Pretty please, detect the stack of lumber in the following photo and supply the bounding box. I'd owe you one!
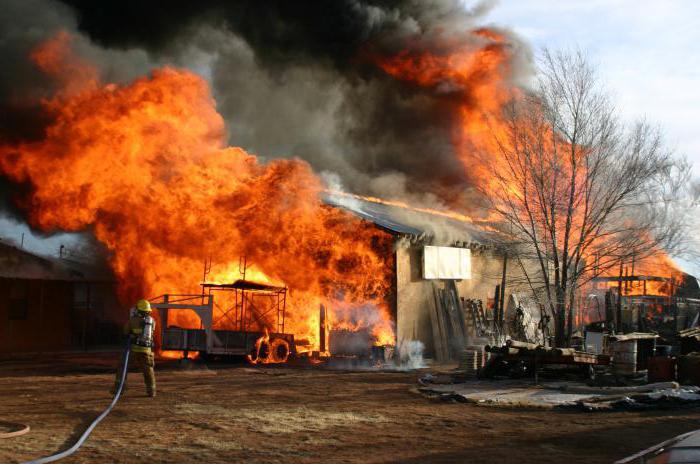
[679,327,700,338]
[458,347,486,377]
[678,327,700,355]
[430,280,498,362]
[463,298,490,338]
[486,340,578,357]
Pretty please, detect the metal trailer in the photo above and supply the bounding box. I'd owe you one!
[150,280,295,359]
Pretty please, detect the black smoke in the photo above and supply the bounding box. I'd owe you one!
[1,0,530,212]
[61,0,433,68]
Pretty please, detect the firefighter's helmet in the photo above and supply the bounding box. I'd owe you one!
[136,299,152,313]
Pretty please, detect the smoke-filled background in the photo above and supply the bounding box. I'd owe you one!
[0,0,531,248]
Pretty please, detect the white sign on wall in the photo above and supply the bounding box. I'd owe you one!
[423,246,471,280]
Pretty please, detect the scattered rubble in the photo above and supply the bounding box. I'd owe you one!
[417,374,700,411]
[418,327,700,412]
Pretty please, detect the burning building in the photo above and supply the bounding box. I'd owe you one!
[324,193,534,362]
[131,192,534,364]
[0,1,543,360]
[579,269,700,340]
[0,3,691,363]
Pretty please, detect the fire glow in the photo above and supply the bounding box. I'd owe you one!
[0,33,394,352]
[0,28,682,358]
[376,30,683,296]
[375,28,514,187]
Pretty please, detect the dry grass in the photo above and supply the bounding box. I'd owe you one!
[175,402,388,434]
[3,357,700,464]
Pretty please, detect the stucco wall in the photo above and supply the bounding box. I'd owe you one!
[395,243,531,359]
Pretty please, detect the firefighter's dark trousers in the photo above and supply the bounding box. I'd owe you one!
[113,349,156,396]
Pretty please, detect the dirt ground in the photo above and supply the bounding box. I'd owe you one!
[1,353,699,464]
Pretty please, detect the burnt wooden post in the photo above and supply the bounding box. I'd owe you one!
[616,262,623,332]
[319,304,326,353]
[493,285,501,332]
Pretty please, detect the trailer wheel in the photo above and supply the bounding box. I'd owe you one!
[269,338,290,363]
[248,338,271,364]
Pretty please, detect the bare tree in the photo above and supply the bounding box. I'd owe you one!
[485,49,688,346]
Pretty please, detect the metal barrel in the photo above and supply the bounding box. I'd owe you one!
[612,341,637,374]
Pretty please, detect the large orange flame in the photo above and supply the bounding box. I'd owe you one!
[376,29,683,293]
[0,33,395,351]
[599,253,684,297]
[375,29,513,186]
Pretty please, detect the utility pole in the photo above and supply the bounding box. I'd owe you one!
[616,261,623,333]
[499,253,508,327]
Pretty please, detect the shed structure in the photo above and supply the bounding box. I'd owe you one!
[324,194,535,360]
[0,241,120,354]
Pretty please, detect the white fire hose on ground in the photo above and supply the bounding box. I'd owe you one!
[21,339,132,464]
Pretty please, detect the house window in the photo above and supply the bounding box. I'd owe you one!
[8,280,29,320]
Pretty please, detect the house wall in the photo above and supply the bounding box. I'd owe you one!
[0,278,73,353]
[71,282,123,348]
[0,278,121,354]
[395,244,532,359]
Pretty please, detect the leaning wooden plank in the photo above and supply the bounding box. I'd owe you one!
[443,282,465,354]
[678,327,700,337]
[439,290,460,359]
[461,298,475,337]
[448,281,468,342]
[430,283,449,362]
[429,284,445,362]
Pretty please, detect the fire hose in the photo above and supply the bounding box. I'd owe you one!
[21,339,132,464]
[0,423,30,439]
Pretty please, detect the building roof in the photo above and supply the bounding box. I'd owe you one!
[323,193,495,245]
[0,240,113,282]
[202,280,286,293]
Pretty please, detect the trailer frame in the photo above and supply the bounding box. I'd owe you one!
[151,280,294,357]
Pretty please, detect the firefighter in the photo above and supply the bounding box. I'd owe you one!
[113,299,157,397]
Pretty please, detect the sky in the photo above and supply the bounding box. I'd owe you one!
[486,0,700,169]
[1,0,699,272]
[485,0,700,274]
